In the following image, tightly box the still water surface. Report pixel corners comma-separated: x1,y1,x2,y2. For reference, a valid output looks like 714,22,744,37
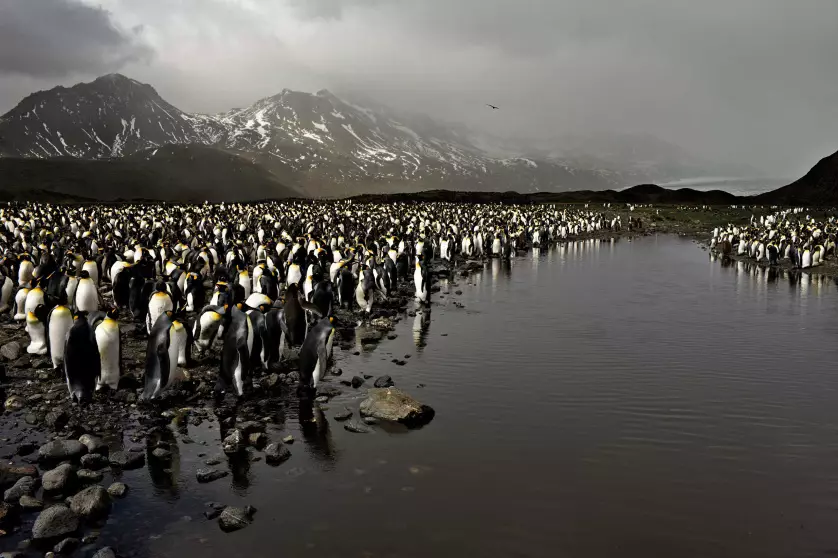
99,235,838,558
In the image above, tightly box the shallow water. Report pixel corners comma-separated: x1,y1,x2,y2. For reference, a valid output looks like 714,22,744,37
46,235,838,557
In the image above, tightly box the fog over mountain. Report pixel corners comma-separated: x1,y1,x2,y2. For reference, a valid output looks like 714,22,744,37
1,0,837,179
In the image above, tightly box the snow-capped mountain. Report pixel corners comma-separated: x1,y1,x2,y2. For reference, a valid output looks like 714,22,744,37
0,74,675,196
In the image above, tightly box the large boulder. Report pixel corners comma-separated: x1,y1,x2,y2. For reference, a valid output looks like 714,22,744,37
31,505,79,540
359,388,435,427
38,440,86,462
68,485,111,518
0,342,21,362
3,476,37,503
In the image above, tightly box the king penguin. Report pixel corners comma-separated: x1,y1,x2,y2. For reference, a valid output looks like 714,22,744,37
217,304,253,397
74,270,100,313
92,308,122,391
46,304,74,369
298,316,336,390
146,282,174,333
64,312,100,403
140,311,188,400
25,306,49,355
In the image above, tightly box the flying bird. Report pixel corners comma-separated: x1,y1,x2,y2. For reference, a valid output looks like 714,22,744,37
486,104,499,110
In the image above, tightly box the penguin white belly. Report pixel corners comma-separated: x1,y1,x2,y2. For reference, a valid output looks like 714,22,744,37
95,319,121,390
166,322,187,388
186,292,195,312
75,280,99,313
355,282,371,313
802,251,812,269
287,265,302,286
65,277,79,308
147,293,173,333
48,307,73,368
245,293,272,309
18,261,33,287
25,313,47,355
24,288,45,316
110,261,127,285
210,291,221,306
176,272,187,294
303,277,313,300
0,277,13,313
14,288,30,321
252,267,264,293
413,267,426,302
239,273,252,299
82,261,99,285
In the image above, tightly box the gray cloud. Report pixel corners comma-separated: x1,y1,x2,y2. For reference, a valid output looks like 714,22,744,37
0,0,151,78
1,0,837,177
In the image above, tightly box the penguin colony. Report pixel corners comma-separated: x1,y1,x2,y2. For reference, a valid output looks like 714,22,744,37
710,208,838,269
0,201,623,404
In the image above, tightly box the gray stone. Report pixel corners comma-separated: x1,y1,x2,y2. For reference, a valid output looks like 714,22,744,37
248,432,268,449
32,505,79,540
1,342,21,362
374,375,394,388
4,396,24,412
315,395,329,403
45,410,68,430
282,435,294,444
315,384,342,399
333,409,353,422
68,485,111,518
109,451,145,470
264,443,291,465
53,537,79,554
3,476,37,503
42,464,76,492
106,483,128,498
79,435,107,455
0,464,39,489
359,388,435,427
222,429,246,455
218,505,256,532
344,421,372,434
92,548,117,558
38,440,86,462
351,376,365,388
18,495,43,511
77,469,104,483
151,448,172,460
80,453,109,470
196,469,229,484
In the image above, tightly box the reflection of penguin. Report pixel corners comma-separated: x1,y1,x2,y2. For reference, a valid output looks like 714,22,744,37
297,399,334,463
64,312,100,402
413,308,431,350
298,317,335,390
193,305,225,355
217,305,253,397
141,312,187,400
47,304,73,369
92,309,122,390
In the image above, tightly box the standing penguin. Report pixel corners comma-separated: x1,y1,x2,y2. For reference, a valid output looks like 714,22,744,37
140,311,188,400
217,305,253,397
146,282,174,334
278,284,306,358
25,306,49,355
193,305,226,355
13,286,30,321
64,312,100,403
46,304,74,370
414,260,430,305
298,316,336,390
337,268,355,310
74,270,100,313
0,271,13,313
92,309,122,391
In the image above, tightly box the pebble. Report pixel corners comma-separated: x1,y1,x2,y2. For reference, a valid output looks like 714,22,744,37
344,421,372,434
333,409,353,422
196,469,229,484
282,435,294,444
76,469,104,483
151,448,172,460
107,483,128,498
264,443,291,465
18,495,43,511
351,376,365,388
109,450,145,470
53,538,80,555
218,505,256,533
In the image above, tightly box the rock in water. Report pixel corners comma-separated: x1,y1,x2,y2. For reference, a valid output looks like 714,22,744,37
79,435,108,455
222,430,247,455
344,421,372,434
38,440,86,462
315,384,342,399
248,433,268,449
374,375,394,388
333,409,353,421
68,485,111,518
32,505,79,540
351,376,365,388
196,469,229,484
3,476,37,503
264,443,291,465
1,342,21,362
92,547,117,558
359,388,435,427
109,451,145,470
77,469,104,483
42,464,76,492
0,464,38,490
18,495,43,511
53,537,80,554
80,454,109,470
106,483,128,498
218,506,256,532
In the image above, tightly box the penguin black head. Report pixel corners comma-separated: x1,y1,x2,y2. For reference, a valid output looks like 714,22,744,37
79,269,90,279
105,307,119,320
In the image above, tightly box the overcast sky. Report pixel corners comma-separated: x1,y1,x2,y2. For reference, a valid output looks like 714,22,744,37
1,0,837,177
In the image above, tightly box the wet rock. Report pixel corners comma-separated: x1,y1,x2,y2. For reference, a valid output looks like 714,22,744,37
16,443,36,457
204,508,221,520
374,375,394,388
196,469,229,484
108,451,145,470
77,469,104,483
0,502,16,531
92,548,117,558
53,537,79,554
344,421,372,434
4,476,37,503
80,454,108,471
68,485,111,518
151,448,172,460
18,495,43,511
1,342,21,362
39,440,86,463
12,356,30,369
79,435,107,455
339,380,352,387
455,290,463,295
282,435,294,444
315,384,341,399
4,396,24,412
363,417,379,426
31,358,50,370
264,443,291,465
42,464,76,492
24,412,41,425
261,373,281,390
248,433,268,449
237,421,265,435
204,457,223,466
333,368,343,376
32,505,79,540
106,483,127,498
222,430,247,455
359,388,435,427
0,464,39,489
351,376,365,388
315,395,329,403
218,505,256,532
45,410,69,430
333,409,353,422
387,334,398,340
